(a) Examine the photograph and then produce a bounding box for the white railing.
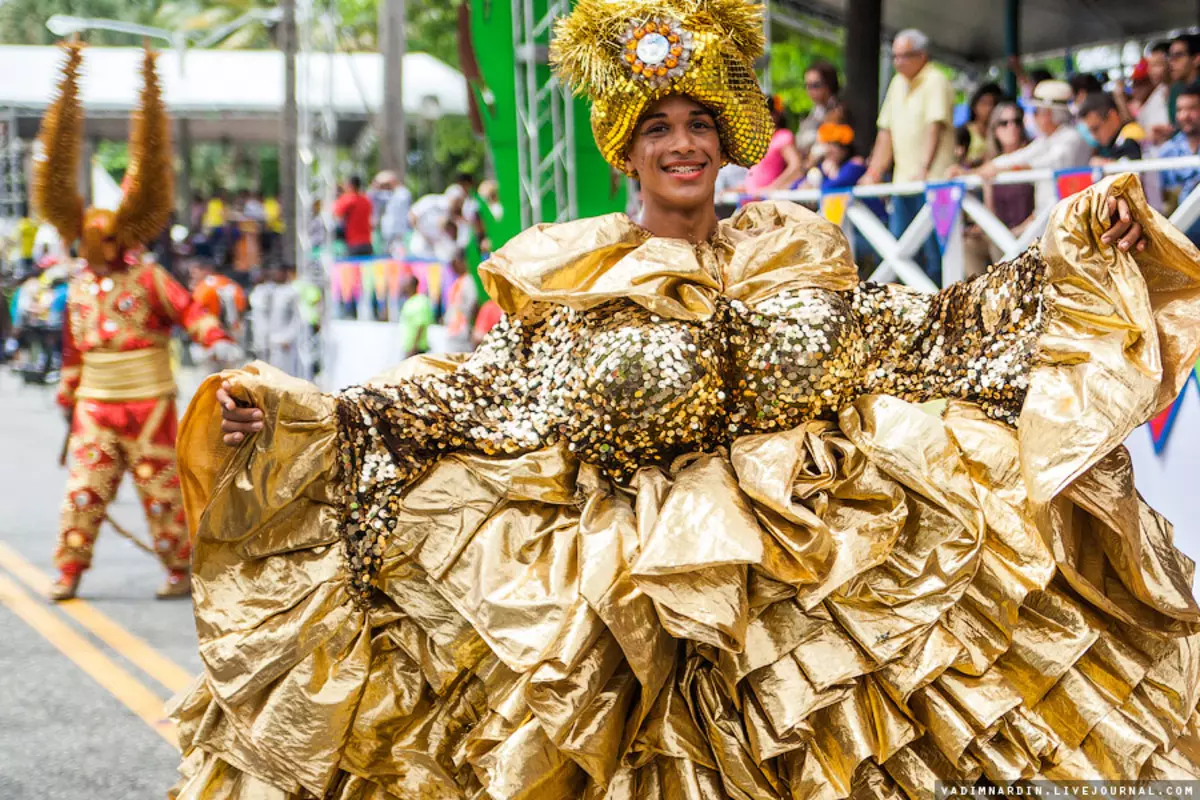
[718,156,1200,291]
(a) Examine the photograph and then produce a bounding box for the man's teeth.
[665,165,702,174]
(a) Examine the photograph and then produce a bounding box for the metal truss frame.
[295,0,339,381]
[0,107,25,222]
[512,0,576,228]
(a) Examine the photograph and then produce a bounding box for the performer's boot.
[155,567,191,600]
[49,563,83,602]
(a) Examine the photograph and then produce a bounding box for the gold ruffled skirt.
[171,177,1200,799]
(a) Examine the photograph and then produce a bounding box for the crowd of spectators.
[719,29,1200,282]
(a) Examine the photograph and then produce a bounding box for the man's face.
[1169,41,1197,82]
[892,38,927,80]
[1084,109,1121,147]
[1033,107,1059,137]
[1177,95,1200,137]
[1149,51,1169,85]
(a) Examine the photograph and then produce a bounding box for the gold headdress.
[550,0,772,174]
[33,43,173,265]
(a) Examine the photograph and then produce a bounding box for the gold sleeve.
[334,309,570,600]
[852,247,1048,425]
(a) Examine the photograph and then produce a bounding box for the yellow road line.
[0,542,193,694]
[0,572,179,749]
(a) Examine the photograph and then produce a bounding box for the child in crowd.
[806,123,887,222]
[396,275,434,359]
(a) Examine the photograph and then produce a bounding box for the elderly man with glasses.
[862,28,957,284]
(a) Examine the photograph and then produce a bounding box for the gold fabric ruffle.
[480,200,858,322]
[172,178,1200,799]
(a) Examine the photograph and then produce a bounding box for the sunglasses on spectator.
[805,81,825,90]
[1170,51,1189,60]
[997,118,1021,127]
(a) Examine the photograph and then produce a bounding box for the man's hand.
[1100,195,1147,253]
[217,380,263,446]
[208,340,245,369]
[859,170,881,186]
[1150,124,1176,147]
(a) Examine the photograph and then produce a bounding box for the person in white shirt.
[249,263,303,377]
[242,192,266,223]
[974,80,1092,215]
[380,184,412,251]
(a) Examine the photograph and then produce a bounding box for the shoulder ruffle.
[480,201,857,321]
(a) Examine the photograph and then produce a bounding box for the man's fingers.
[1103,219,1130,244]
[222,419,263,433]
[1119,222,1143,252]
[223,432,245,446]
[221,406,261,423]
[1118,197,1132,224]
[217,386,235,410]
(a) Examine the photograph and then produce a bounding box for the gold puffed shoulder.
[480,200,858,321]
[172,178,1200,800]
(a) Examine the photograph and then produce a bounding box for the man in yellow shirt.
[16,206,38,272]
[863,28,956,283]
[202,193,226,232]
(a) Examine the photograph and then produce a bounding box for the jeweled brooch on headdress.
[621,19,694,87]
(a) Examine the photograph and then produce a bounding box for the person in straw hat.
[171,1,1200,796]
[969,79,1093,214]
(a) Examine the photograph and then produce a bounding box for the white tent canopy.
[0,45,467,143]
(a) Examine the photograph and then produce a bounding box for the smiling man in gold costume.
[169,0,1200,796]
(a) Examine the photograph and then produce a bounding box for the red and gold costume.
[34,43,233,598]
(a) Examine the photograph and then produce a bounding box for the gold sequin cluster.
[335,254,1051,597]
[550,0,772,174]
[726,290,866,435]
[568,302,727,481]
[853,247,1049,425]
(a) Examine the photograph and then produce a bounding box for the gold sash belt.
[77,348,176,401]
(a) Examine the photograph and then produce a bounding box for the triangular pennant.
[372,260,388,304]
[384,260,404,302]
[819,190,851,226]
[925,181,964,255]
[1054,167,1098,200]
[359,260,375,307]
[329,262,344,304]
[1147,374,1193,456]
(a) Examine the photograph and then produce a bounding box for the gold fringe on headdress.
[550,0,771,173]
[32,41,85,244]
[114,47,173,249]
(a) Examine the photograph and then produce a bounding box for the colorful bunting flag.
[1147,371,1198,456]
[819,190,852,226]
[924,182,965,255]
[1054,167,1098,200]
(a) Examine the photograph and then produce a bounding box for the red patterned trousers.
[55,396,190,574]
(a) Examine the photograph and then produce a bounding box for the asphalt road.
[0,368,207,800]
